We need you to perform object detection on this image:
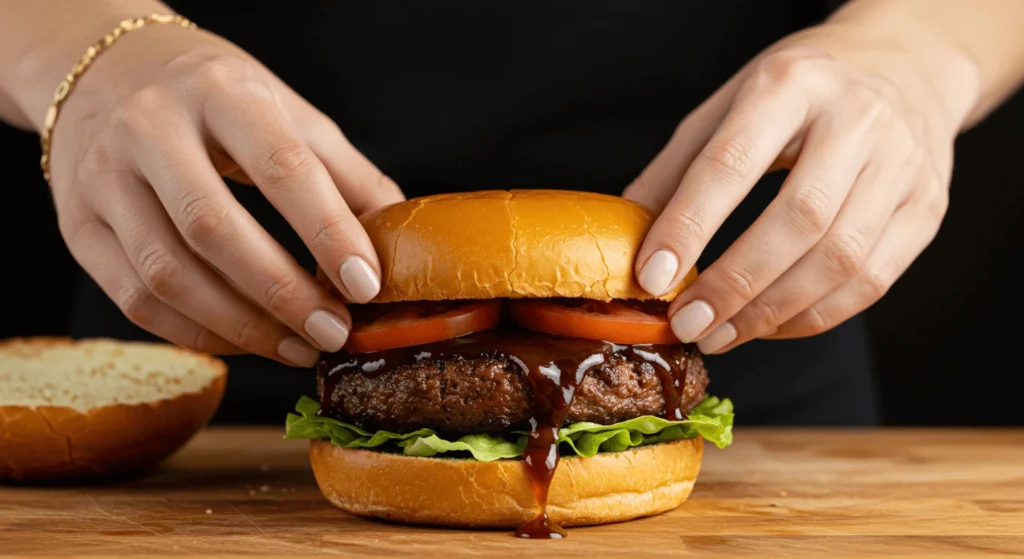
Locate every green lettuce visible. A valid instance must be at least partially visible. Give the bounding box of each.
[284,394,733,462]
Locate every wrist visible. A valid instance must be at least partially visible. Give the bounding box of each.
[808,17,981,136]
[2,2,178,133]
[55,22,216,110]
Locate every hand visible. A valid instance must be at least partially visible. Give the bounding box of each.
[625,29,968,354]
[48,26,403,367]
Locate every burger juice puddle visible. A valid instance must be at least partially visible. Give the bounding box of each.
[318,329,699,539]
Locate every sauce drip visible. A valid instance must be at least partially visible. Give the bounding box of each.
[318,330,699,538]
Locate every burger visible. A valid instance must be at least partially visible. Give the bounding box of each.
[284,190,733,538]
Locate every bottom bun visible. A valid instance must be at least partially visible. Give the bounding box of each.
[0,337,227,482]
[309,436,703,528]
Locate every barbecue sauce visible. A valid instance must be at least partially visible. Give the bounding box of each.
[318,330,699,538]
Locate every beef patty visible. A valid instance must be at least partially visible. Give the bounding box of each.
[318,346,708,436]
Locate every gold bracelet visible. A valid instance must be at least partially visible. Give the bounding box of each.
[39,13,197,183]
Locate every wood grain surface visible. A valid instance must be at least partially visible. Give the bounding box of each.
[1,427,1022,558]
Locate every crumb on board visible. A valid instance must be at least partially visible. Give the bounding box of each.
[205,509,212,514]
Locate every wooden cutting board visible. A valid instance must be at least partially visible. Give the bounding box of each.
[1,427,1022,558]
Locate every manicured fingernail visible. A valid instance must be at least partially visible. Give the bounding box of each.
[277,336,320,367]
[637,250,680,297]
[304,310,349,352]
[697,322,738,354]
[670,300,715,343]
[339,256,381,304]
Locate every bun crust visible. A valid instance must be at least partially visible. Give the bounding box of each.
[0,338,226,482]
[360,190,697,303]
[309,437,703,528]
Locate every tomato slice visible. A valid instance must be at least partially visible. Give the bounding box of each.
[345,300,502,353]
[509,299,677,344]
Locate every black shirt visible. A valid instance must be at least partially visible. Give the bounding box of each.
[69,1,880,425]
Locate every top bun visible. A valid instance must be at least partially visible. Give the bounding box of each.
[360,190,696,303]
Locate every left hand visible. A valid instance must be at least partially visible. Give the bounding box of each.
[625,29,966,354]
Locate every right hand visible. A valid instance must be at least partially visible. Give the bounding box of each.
[47,25,403,367]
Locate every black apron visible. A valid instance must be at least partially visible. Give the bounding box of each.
[69,1,880,426]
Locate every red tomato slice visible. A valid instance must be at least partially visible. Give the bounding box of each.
[509,299,677,344]
[345,300,502,353]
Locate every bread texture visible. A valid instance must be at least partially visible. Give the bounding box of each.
[359,190,698,303]
[309,436,703,528]
[0,337,226,482]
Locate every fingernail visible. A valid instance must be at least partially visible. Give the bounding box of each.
[339,256,381,304]
[304,310,350,352]
[697,322,738,354]
[670,300,715,343]
[277,336,320,367]
[637,250,680,297]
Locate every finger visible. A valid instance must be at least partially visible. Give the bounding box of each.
[670,95,891,349]
[127,119,353,355]
[207,144,255,185]
[316,265,343,300]
[622,80,737,211]
[281,86,404,216]
[300,111,405,217]
[204,85,383,304]
[770,183,948,339]
[61,217,241,355]
[633,64,811,302]
[705,149,918,353]
[97,175,323,367]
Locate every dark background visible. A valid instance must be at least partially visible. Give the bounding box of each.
[2,88,1023,427]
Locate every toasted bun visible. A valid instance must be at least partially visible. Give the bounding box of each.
[359,190,697,303]
[309,436,702,528]
[0,337,226,482]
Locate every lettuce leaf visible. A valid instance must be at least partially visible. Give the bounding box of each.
[284,394,733,462]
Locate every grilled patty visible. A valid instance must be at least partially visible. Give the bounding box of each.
[318,348,708,436]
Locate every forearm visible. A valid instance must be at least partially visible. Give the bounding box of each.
[826,0,1024,131]
[0,0,171,132]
